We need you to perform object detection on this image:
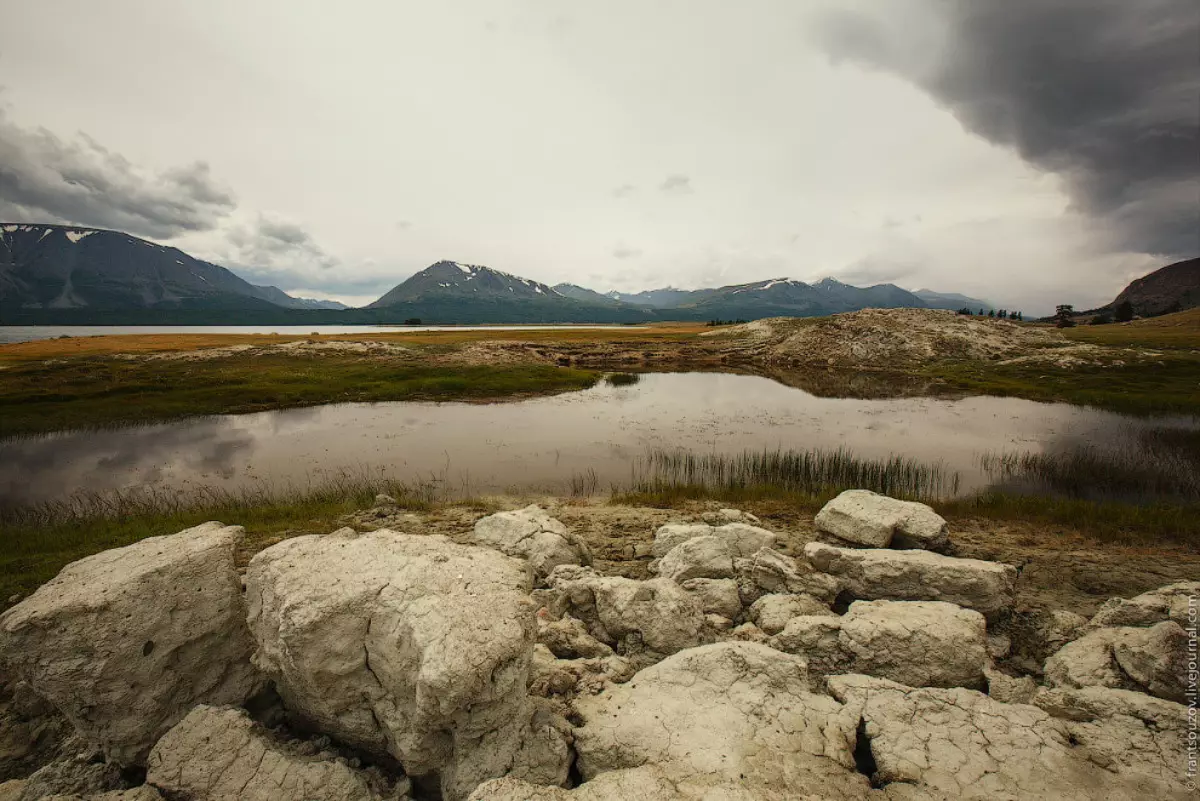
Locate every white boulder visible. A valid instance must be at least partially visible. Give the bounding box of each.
[472,505,591,583]
[677,578,742,619]
[1088,580,1199,629]
[650,522,775,559]
[804,541,1016,619]
[830,674,1189,799]
[656,536,734,582]
[0,523,261,765]
[545,568,706,655]
[747,593,834,635]
[571,642,872,799]
[246,529,552,800]
[146,705,403,801]
[1045,622,1188,702]
[734,548,841,605]
[814,489,950,550]
[770,600,988,689]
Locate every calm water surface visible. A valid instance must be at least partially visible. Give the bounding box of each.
[2,373,1193,506]
[0,324,636,345]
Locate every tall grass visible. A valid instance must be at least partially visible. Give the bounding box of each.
[603,372,642,386]
[978,427,1200,504]
[628,447,961,503]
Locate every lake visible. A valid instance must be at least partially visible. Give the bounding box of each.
[0,324,638,345]
[2,372,1192,508]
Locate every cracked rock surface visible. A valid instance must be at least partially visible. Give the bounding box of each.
[472,506,592,584]
[0,523,261,766]
[245,530,541,800]
[146,705,405,801]
[814,489,949,551]
[804,541,1016,619]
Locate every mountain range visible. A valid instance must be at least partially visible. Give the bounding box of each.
[8,220,1148,326]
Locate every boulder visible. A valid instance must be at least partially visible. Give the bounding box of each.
[1088,580,1199,629]
[656,536,735,582]
[1045,622,1188,701]
[650,522,775,559]
[830,674,1189,799]
[814,489,949,550]
[571,642,871,799]
[545,568,706,655]
[527,645,634,699]
[472,505,591,583]
[701,508,761,525]
[677,578,742,619]
[839,600,988,689]
[1111,621,1188,702]
[146,705,403,801]
[246,529,546,800]
[770,600,988,689]
[0,523,261,765]
[8,756,124,800]
[734,548,840,606]
[537,616,613,659]
[984,664,1038,705]
[803,542,1016,619]
[747,593,833,635]
[1034,686,1190,788]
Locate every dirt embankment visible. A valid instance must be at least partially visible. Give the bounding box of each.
[703,308,1132,370]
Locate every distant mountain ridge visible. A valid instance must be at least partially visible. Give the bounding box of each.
[2,221,1012,324]
[0,223,328,312]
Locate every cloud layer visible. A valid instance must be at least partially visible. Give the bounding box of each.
[0,110,236,239]
[815,0,1200,259]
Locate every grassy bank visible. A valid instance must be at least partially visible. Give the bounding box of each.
[0,475,453,603]
[922,354,1200,415]
[0,354,599,437]
[616,444,1199,547]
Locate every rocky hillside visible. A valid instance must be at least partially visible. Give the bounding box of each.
[1108,257,1200,317]
[0,223,326,311]
[708,307,1069,369]
[0,495,1192,800]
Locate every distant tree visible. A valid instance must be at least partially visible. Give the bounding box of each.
[957,307,972,315]
[1113,300,1134,323]
[987,309,995,317]
[1090,313,1112,325]
[403,317,423,325]
[1016,311,1023,321]
[1054,304,1076,328]
[978,308,985,316]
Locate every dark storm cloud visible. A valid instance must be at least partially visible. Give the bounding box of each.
[816,0,1200,258]
[0,110,236,237]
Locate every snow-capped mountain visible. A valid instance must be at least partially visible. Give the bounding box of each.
[368,261,565,307]
[0,223,335,311]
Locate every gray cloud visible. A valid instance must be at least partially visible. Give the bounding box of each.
[228,215,337,271]
[815,0,1200,258]
[612,245,642,260]
[659,174,693,194]
[394,219,413,230]
[0,109,235,238]
[612,184,637,198]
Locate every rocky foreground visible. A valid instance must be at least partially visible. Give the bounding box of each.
[0,491,1194,800]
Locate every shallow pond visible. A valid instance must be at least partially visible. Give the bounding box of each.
[2,372,1194,508]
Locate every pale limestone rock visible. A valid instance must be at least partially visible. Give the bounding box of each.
[814,489,949,550]
[146,705,401,801]
[1088,581,1199,629]
[571,642,873,799]
[473,505,591,583]
[748,592,834,635]
[770,601,988,689]
[651,522,776,559]
[0,523,260,765]
[678,578,742,619]
[830,674,1189,799]
[246,529,545,800]
[656,536,735,582]
[1111,621,1188,702]
[537,615,613,659]
[804,541,1016,619]
[735,548,841,606]
[545,567,705,655]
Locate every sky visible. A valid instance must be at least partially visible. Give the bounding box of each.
[0,1,1196,314]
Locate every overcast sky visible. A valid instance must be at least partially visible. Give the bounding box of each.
[1,1,1196,313]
